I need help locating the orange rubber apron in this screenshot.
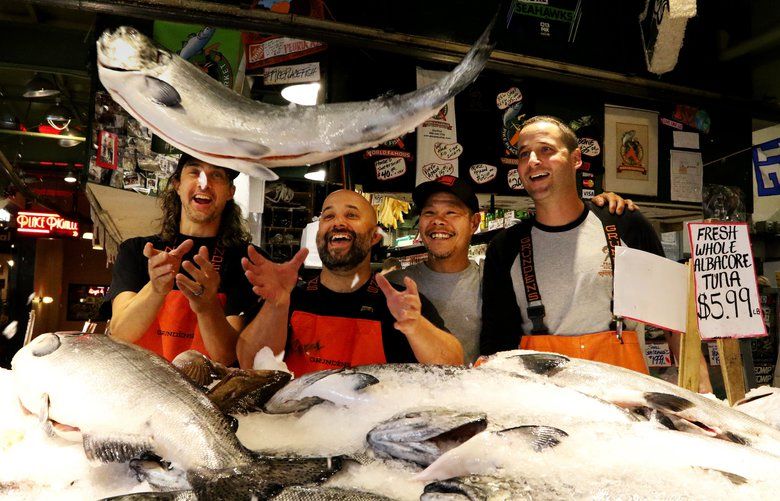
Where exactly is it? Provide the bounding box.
[520,331,648,374]
[518,222,648,374]
[285,311,387,376]
[135,290,227,362]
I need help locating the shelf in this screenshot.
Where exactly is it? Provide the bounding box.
[264,226,305,231]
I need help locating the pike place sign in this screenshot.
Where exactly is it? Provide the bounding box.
[16,212,79,238]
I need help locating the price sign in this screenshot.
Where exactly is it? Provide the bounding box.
[689,223,766,340]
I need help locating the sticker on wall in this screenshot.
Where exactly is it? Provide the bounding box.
[496,87,523,110]
[469,163,498,184]
[422,163,455,180]
[507,168,523,190]
[375,157,407,181]
[582,189,595,199]
[578,137,601,157]
[583,178,595,188]
[434,142,464,161]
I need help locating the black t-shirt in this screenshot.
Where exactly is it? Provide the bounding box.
[110,234,261,318]
[286,273,449,364]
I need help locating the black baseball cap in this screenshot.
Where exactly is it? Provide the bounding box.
[174,153,240,181]
[413,175,480,213]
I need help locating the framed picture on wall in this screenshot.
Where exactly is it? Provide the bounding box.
[96,130,119,170]
[603,105,658,196]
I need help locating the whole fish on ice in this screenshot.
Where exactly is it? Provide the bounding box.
[96,15,496,179]
[11,332,340,499]
[476,350,780,458]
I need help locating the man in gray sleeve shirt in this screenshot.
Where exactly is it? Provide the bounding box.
[387,176,483,363]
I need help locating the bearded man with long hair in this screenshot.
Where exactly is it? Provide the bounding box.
[109,154,261,364]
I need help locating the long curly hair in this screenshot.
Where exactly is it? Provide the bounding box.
[158,171,252,247]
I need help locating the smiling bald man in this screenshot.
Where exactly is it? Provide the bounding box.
[237,189,463,374]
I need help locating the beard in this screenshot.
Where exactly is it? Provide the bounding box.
[317,228,372,271]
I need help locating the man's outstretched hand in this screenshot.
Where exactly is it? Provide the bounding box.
[376,273,423,336]
[143,239,194,295]
[242,246,308,305]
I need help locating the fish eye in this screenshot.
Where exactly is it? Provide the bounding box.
[30,333,61,357]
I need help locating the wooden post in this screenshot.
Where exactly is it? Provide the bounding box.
[678,261,701,391]
[718,338,746,405]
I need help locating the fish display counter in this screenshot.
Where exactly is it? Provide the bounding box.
[4,333,780,499]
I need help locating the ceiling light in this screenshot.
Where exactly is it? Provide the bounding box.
[7,260,14,267]
[64,172,77,183]
[304,164,326,182]
[0,209,9,222]
[23,74,60,98]
[281,82,320,106]
[41,296,54,304]
[45,100,71,131]
[82,232,93,240]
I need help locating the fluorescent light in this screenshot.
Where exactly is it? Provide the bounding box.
[304,165,326,182]
[82,232,93,240]
[281,82,320,106]
[92,243,104,250]
[64,172,77,183]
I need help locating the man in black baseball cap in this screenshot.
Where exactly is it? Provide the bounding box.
[387,175,484,363]
[109,152,259,365]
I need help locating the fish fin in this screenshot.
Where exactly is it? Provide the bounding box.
[172,349,217,388]
[496,425,568,452]
[722,431,751,446]
[230,138,270,158]
[694,468,749,486]
[515,353,569,376]
[143,76,182,107]
[642,392,696,413]
[343,371,380,391]
[187,456,343,499]
[129,455,189,491]
[243,164,279,181]
[82,433,154,463]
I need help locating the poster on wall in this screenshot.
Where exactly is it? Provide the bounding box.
[96,130,119,170]
[415,68,459,185]
[603,105,658,196]
[751,125,780,223]
[670,149,703,203]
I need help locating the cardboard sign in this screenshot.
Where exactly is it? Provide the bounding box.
[421,163,454,181]
[578,137,601,157]
[645,342,673,368]
[434,142,463,161]
[375,157,406,181]
[689,223,766,340]
[469,163,497,184]
[496,87,522,110]
[507,169,523,190]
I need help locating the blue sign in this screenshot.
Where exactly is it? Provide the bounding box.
[753,138,780,196]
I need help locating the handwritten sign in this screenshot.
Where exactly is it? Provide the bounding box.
[264,62,320,86]
[689,222,766,340]
[644,342,672,367]
[507,169,524,190]
[434,142,463,161]
[422,163,454,180]
[496,87,523,110]
[375,157,407,181]
[578,137,601,157]
[469,163,497,184]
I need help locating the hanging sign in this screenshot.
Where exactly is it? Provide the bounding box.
[688,222,766,340]
[16,212,79,237]
[375,157,407,181]
[416,68,458,185]
[264,62,320,86]
[469,164,498,184]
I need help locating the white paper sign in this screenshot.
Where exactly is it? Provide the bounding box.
[375,157,406,181]
[688,223,766,340]
[469,163,497,184]
[673,130,700,149]
[670,149,703,203]
[264,62,320,85]
[578,137,601,157]
[416,68,458,186]
[496,87,522,110]
[614,246,688,333]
